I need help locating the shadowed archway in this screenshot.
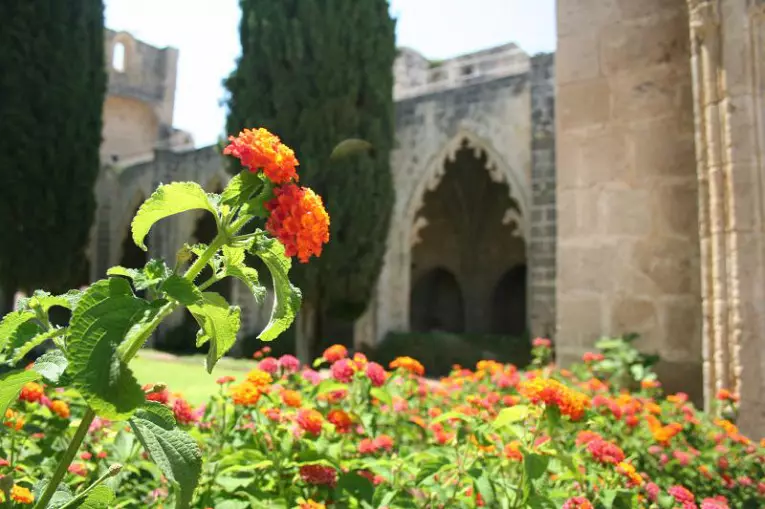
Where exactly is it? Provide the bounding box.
[410,267,465,333]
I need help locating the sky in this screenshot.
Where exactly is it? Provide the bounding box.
[104,0,556,148]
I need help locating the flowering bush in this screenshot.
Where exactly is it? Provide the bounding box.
[0,128,327,508]
[3,339,765,508]
[0,129,763,508]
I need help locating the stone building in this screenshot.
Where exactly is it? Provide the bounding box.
[95,0,765,435]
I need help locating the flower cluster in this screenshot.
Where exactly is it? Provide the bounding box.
[224,128,330,263]
[517,376,590,421]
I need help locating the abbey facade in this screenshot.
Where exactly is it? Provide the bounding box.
[95,0,765,435]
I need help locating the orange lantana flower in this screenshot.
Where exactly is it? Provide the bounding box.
[10,485,34,504]
[223,128,299,184]
[518,378,590,421]
[265,184,330,263]
[389,356,425,376]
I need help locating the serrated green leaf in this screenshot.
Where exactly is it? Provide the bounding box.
[136,401,177,427]
[27,290,79,313]
[494,405,530,428]
[251,238,301,342]
[12,328,63,363]
[129,414,202,509]
[68,279,150,420]
[239,178,274,218]
[162,275,203,306]
[0,310,40,356]
[0,369,41,416]
[220,170,264,208]
[33,349,68,383]
[108,260,172,291]
[71,485,116,508]
[131,182,217,251]
[222,246,266,303]
[187,292,241,373]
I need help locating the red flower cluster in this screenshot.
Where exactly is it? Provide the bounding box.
[223,128,298,184]
[586,438,625,465]
[265,184,330,263]
[297,409,324,435]
[299,464,337,487]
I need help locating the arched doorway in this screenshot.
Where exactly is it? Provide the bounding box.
[410,139,527,334]
[410,267,464,333]
[491,265,527,336]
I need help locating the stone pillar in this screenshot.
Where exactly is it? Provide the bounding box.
[556,0,703,399]
[686,0,765,435]
[529,54,557,339]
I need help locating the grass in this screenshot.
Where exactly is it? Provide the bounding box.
[131,349,259,405]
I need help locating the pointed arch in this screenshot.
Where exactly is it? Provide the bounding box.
[404,129,530,246]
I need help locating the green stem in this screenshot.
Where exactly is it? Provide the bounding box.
[57,465,117,509]
[34,408,96,509]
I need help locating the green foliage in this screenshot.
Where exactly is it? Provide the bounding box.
[187,292,241,373]
[0,169,306,507]
[225,0,397,344]
[129,403,202,509]
[67,279,151,420]
[251,238,302,342]
[131,182,218,251]
[0,0,106,304]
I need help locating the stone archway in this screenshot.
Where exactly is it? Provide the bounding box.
[409,139,527,334]
[410,267,465,333]
[491,265,527,336]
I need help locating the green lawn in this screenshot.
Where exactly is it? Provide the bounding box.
[131,349,259,405]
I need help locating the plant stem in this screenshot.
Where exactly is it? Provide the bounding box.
[34,408,96,509]
[57,464,117,509]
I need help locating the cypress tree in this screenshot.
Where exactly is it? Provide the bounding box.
[0,1,106,311]
[225,0,396,358]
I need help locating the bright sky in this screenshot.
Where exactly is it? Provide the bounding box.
[104,0,556,148]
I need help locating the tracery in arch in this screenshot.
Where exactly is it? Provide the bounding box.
[409,138,527,334]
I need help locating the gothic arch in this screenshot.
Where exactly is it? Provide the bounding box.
[403,129,530,245]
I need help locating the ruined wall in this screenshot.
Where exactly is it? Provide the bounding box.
[556,0,703,398]
[101,30,184,163]
[365,72,533,347]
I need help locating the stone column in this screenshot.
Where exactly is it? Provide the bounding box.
[556,0,703,399]
[686,0,765,435]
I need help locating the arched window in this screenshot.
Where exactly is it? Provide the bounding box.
[112,42,126,72]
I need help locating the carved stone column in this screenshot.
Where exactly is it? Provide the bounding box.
[687,0,765,434]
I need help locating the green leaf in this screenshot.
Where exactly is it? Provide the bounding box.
[601,489,635,509]
[493,405,530,428]
[108,260,172,291]
[33,349,68,383]
[430,411,469,426]
[239,178,274,218]
[162,275,203,306]
[474,473,496,507]
[0,310,40,355]
[222,246,266,303]
[370,387,392,407]
[11,328,63,363]
[71,485,116,508]
[68,279,150,420]
[221,170,264,208]
[524,453,549,482]
[0,369,40,416]
[187,292,241,373]
[131,182,217,251]
[129,409,202,509]
[415,456,451,485]
[27,289,80,313]
[336,472,374,502]
[315,380,347,396]
[251,238,301,342]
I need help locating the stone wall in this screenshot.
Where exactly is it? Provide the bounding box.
[365,72,533,347]
[529,53,557,339]
[556,0,703,399]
